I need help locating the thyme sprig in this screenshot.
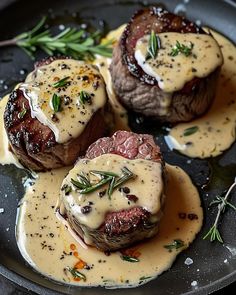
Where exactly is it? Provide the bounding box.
[170,41,194,57]
[71,167,135,199]
[203,178,236,243]
[0,16,113,60]
[146,30,161,60]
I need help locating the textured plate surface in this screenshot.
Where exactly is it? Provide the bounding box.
[0,0,236,294]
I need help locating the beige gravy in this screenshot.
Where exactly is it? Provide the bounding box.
[16,164,203,287]
[20,59,107,143]
[165,30,236,158]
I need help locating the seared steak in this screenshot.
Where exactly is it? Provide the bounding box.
[61,131,165,251]
[110,7,222,123]
[4,58,108,171]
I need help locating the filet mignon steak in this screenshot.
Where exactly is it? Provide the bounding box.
[60,131,165,251]
[110,7,223,123]
[4,57,108,171]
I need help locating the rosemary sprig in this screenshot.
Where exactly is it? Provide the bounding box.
[0,17,113,60]
[170,41,194,57]
[203,178,236,243]
[183,126,199,136]
[53,76,70,88]
[146,30,161,60]
[70,167,135,199]
[164,239,185,252]
[66,267,86,281]
[51,93,61,113]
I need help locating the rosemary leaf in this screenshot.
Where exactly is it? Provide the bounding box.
[146,30,161,60]
[121,255,140,263]
[67,267,86,281]
[183,126,199,136]
[79,91,91,105]
[18,107,27,119]
[71,178,86,189]
[164,239,185,251]
[51,93,61,113]
[90,170,119,177]
[108,176,116,199]
[79,177,111,194]
[53,76,70,88]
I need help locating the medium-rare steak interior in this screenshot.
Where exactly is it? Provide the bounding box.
[4,57,108,171]
[110,7,223,123]
[59,131,165,251]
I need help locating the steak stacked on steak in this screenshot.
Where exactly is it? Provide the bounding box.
[4,57,108,171]
[60,131,165,251]
[110,7,222,123]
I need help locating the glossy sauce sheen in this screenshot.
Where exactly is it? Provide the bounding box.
[135,32,223,92]
[20,59,107,143]
[165,30,236,158]
[94,24,130,131]
[16,164,203,287]
[60,154,163,234]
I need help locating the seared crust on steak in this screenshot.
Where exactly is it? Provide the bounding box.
[110,7,222,122]
[63,131,165,251]
[4,58,108,171]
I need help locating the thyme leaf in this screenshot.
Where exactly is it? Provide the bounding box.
[164,239,185,251]
[183,126,199,136]
[146,30,161,60]
[170,41,194,57]
[66,267,86,281]
[0,17,113,60]
[53,76,70,88]
[51,93,61,113]
[203,178,236,243]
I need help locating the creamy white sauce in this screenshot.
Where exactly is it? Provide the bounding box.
[20,59,107,143]
[59,154,163,238]
[135,32,223,93]
[165,29,236,158]
[94,25,130,131]
[16,164,203,288]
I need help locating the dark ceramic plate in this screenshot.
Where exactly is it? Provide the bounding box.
[0,0,236,294]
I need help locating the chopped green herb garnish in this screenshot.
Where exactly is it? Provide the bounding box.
[52,93,61,113]
[170,41,194,57]
[18,107,27,119]
[183,126,199,136]
[70,167,135,198]
[66,267,86,281]
[164,239,185,251]
[203,178,236,243]
[0,17,113,60]
[146,30,161,60]
[63,185,72,195]
[53,76,70,88]
[121,255,140,263]
[139,276,152,281]
[79,90,91,105]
